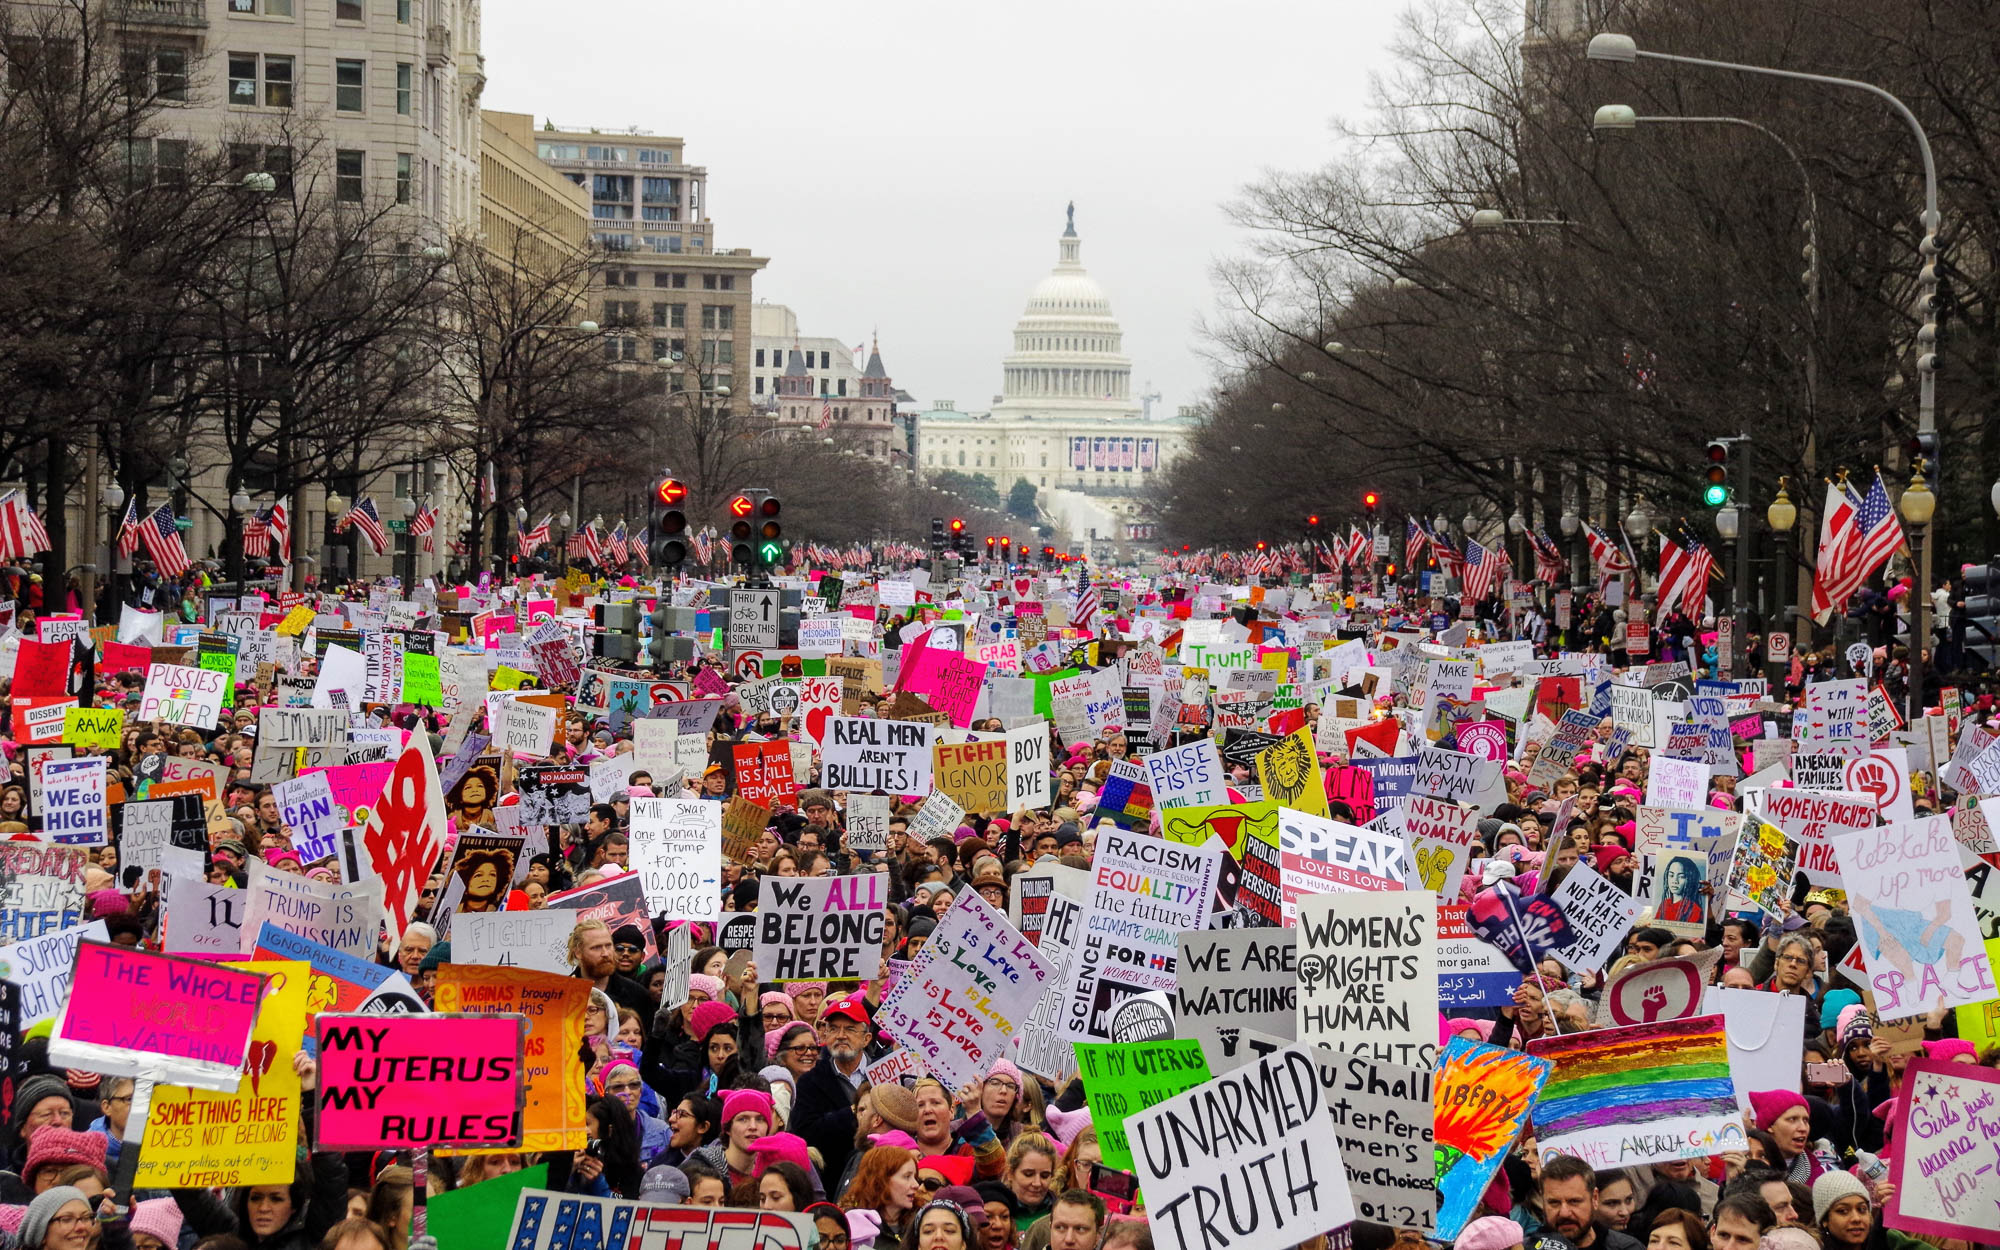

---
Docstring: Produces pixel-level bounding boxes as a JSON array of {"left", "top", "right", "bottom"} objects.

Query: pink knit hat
[
  {"left": 766, "top": 1022, "right": 818, "bottom": 1061},
  {"left": 1044, "top": 1104, "right": 1092, "bottom": 1149},
  {"left": 687, "top": 973, "right": 724, "bottom": 1001},
  {"left": 985, "top": 1058, "right": 1023, "bottom": 1089},
  {"left": 1456, "top": 1216, "right": 1525, "bottom": 1250},
  {"left": 129, "top": 1198, "right": 184, "bottom": 1246},
  {"left": 748, "top": 1131, "right": 813, "bottom": 1177},
  {"left": 690, "top": 1000, "right": 737, "bottom": 1043},
  {"left": 24, "top": 1126, "right": 106, "bottom": 1178},
  {"left": 759, "top": 990, "right": 795, "bottom": 1014},
  {"left": 1922, "top": 1038, "right": 1977, "bottom": 1063},
  {"left": 1748, "top": 1089, "right": 1808, "bottom": 1130},
  {"left": 720, "top": 1088, "right": 775, "bottom": 1132}
]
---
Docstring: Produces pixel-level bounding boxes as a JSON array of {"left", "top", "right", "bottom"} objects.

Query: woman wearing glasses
[
  {"left": 806, "top": 1202, "right": 853, "bottom": 1250},
  {"left": 15, "top": 1185, "right": 104, "bottom": 1250},
  {"left": 599, "top": 1059, "right": 673, "bottom": 1165}
]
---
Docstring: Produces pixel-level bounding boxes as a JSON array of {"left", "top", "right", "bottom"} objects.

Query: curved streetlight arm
[{"left": 1619, "top": 48, "right": 1936, "bottom": 234}]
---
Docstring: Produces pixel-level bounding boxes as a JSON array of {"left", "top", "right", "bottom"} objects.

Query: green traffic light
[
  {"left": 1702, "top": 484, "right": 1730, "bottom": 507},
  {"left": 757, "top": 540, "right": 784, "bottom": 564}
]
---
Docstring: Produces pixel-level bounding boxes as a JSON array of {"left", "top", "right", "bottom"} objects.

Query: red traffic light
[
  {"left": 655, "top": 478, "right": 688, "bottom": 505},
  {"left": 1000, "top": 536, "right": 1011, "bottom": 548},
  {"left": 1362, "top": 491, "right": 1379, "bottom": 508},
  {"left": 759, "top": 497, "right": 781, "bottom": 517},
  {"left": 1255, "top": 541, "right": 1268, "bottom": 551},
  {"left": 986, "top": 536, "right": 996, "bottom": 548},
  {"left": 728, "top": 494, "right": 754, "bottom": 517},
  {"left": 949, "top": 517, "right": 965, "bottom": 534},
  {"left": 1306, "top": 514, "right": 1321, "bottom": 526}
]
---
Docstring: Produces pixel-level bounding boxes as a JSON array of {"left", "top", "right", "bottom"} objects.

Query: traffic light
[
  {"left": 1363, "top": 491, "right": 1379, "bottom": 521},
  {"left": 1042, "top": 545, "right": 1056, "bottom": 567},
  {"left": 756, "top": 495, "right": 783, "bottom": 567},
  {"left": 651, "top": 477, "right": 688, "bottom": 566},
  {"left": 728, "top": 492, "right": 755, "bottom": 566},
  {"left": 1904, "top": 430, "right": 1940, "bottom": 474},
  {"left": 1702, "top": 441, "right": 1731, "bottom": 508},
  {"left": 930, "top": 517, "right": 946, "bottom": 553},
  {"left": 999, "top": 535, "right": 1011, "bottom": 561},
  {"left": 986, "top": 536, "right": 996, "bottom": 556}
]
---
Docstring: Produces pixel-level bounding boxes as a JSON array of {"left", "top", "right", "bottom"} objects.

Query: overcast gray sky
[{"left": 482, "top": 0, "right": 1410, "bottom": 416}]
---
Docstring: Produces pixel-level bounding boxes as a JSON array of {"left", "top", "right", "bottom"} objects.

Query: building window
[
  {"left": 641, "top": 205, "right": 675, "bottom": 221},
  {"left": 754, "top": 376, "right": 764, "bottom": 394},
  {"left": 397, "top": 0, "right": 410, "bottom": 21},
  {"left": 395, "top": 152, "right": 411, "bottom": 203},
  {"left": 335, "top": 0, "right": 362, "bottom": 20},
  {"left": 652, "top": 339, "right": 672, "bottom": 362},
  {"left": 958, "top": 452, "right": 966, "bottom": 467},
  {"left": 665, "top": 303, "right": 685, "bottom": 328},
  {"left": 700, "top": 305, "right": 731, "bottom": 331},
  {"left": 395, "top": 62, "right": 411, "bottom": 114},
  {"left": 669, "top": 274, "right": 686, "bottom": 289},
  {"left": 335, "top": 58, "right": 363, "bottom": 112},
  {"left": 228, "top": 0, "right": 293, "bottom": 14},
  {"left": 641, "top": 176, "right": 676, "bottom": 203},
  {"left": 754, "top": 349, "right": 765, "bottom": 368},
  {"left": 538, "top": 142, "right": 582, "bottom": 161},
  {"left": 594, "top": 233, "right": 635, "bottom": 251},
  {"left": 837, "top": 378, "right": 847, "bottom": 397},
  {"left": 335, "top": 149, "right": 364, "bottom": 202},
  {"left": 230, "top": 142, "right": 293, "bottom": 193},
  {"left": 818, "top": 351, "right": 829, "bottom": 369},
  {"left": 604, "top": 336, "right": 637, "bottom": 362},
  {"left": 701, "top": 274, "right": 716, "bottom": 290},
  {"left": 602, "top": 300, "right": 639, "bottom": 328},
  {"left": 651, "top": 273, "right": 672, "bottom": 288},
  {"left": 262, "top": 53, "right": 292, "bottom": 106},
  {"left": 592, "top": 174, "right": 631, "bottom": 202},
  {"left": 586, "top": 145, "right": 628, "bottom": 162},
  {"left": 592, "top": 203, "right": 632, "bottom": 220}
]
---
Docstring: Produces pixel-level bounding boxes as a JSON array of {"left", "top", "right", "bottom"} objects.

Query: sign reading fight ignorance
[
  {"left": 50, "top": 942, "right": 267, "bottom": 1089},
  {"left": 314, "top": 1013, "right": 526, "bottom": 1150},
  {"left": 753, "top": 875, "right": 886, "bottom": 981}
]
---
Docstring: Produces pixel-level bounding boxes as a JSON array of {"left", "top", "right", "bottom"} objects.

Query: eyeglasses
[
  {"left": 48, "top": 1213, "right": 94, "bottom": 1229},
  {"left": 917, "top": 1176, "right": 945, "bottom": 1190},
  {"left": 819, "top": 1236, "right": 851, "bottom": 1249},
  {"left": 605, "top": 1081, "right": 642, "bottom": 1094},
  {"left": 782, "top": 1044, "right": 819, "bottom": 1057},
  {"left": 614, "top": 943, "right": 643, "bottom": 953},
  {"left": 102, "top": 1095, "right": 132, "bottom": 1106},
  {"left": 761, "top": 1010, "right": 793, "bottom": 1022},
  {"left": 983, "top": 1077, "right": 1018, "bottom": 1091}
]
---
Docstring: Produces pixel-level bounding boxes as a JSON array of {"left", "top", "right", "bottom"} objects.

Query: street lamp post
[
  {"left": 400, "top": 496, "right": 419, "bottom": 587},
  {"left": 1899, "top": 462, "right": 1937, "bottom": 719},
  {"left": 1767, "top": 477, "right": 1798, "bottom": 679},
  {"left": 1589, "top": 33, "right": 1940, "bottom": 466}
]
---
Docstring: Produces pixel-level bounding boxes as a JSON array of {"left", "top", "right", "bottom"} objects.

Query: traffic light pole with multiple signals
[
  {"left": 650, "top": 477, "right": 689, "bottom": 569},
  {"left": 724, "top": 489, "right": 785, "bottom": 584}
]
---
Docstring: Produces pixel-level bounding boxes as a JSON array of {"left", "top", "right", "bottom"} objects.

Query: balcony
[
  {"left": 425, "top": 23, "right": 450, "bottom": 68},
  {"left": 113, "top": 0, "right": 207, "bottom": 28}
]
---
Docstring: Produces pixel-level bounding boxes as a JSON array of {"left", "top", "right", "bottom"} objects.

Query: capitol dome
[{"left": 996, "top": 205, "right": 1138, "bottom": 411}]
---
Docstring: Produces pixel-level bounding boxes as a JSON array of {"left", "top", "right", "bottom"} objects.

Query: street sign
[
  {"left": 727, "top": 589, "right": 780, "bottom": 649},
  {"left": 1768, "top": 630, "right": 1792, "bottom": 662}
]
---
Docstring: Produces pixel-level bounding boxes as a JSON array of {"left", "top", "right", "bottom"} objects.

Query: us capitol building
[{"left": 915, "top": 206, "right": 1193, "bottom": 554}]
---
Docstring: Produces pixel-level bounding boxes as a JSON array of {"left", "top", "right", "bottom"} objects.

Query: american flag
[
  {"left": 269, "top": 499, "right": 290, "bottom": 565},
  {"left": 575, "top": 520, "right": 603, "bottom": 565},
  {"left": 1812, "top": 473, "right": 1906, "bottom": 622},
  {"left": 1430, "top": 527, "right": 1464, "bottom": 578},
  {"left": 1656, "top": 525, "right": 1715, "bottom": 618},
  {"left": 693, "top": 529, "right": 713, "bottom": 564},
  {"left": 1405, "top": 518, "right": 1427, "bottom": 570},
  {"left": 1530, "top": 530, "right": 1567, "bottom": 583},
  {"left": 1070, "top": 564, "right": 1099, "bottom": 629},
  {"left": 137, "top": 503, "right": 190, "bottom": 576},
  {"left": 410, "top": 501, "right": 438, "bottom": 553},
  {"left": 1345, "top": 525, "right": 1371, "bottom": 569},
  {"left": 818, "top": 401, "right": 833, "bottom": 431},
  {"left": 0, "top": 491, "right": 50, "bottom": 561},
  {"left": 605, "top": 521, "right": 630, "bottom": 564},
  {"left": 521, "top": 513, "right": 552, "bottom": 557},
  {"left": 115, "top": 498, "right": 142, "bottom": 560},
  {"left": 1461, "top": 537, "right": 1506, "bottom": 604},
  {"left": 337, "top": 497, "right": 390, "bottom": 554},
  {"left": 1583, "top": 521, "right": 1634, "bottom": 579},
  {"left": 629, "top": 525, "right": 649, "bottom": 565},
  {"left": 242, "top": 506, "right": 271, "bottom": 558},
  {"left": 480, "top": 462, "right": 497, "bottom": 506}
]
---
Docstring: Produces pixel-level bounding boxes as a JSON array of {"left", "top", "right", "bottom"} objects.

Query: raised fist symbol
[{"left": 1641, "top": 984, "right": 1667, "bottom": 1022}]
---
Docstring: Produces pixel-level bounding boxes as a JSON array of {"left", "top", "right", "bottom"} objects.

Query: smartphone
[
  {"left": 1088, "top": 1162, "right": 1140, "bottom": 1215},
  {"left": 1805, "top": 1061, "right": 1849, "bottom": 1086}
]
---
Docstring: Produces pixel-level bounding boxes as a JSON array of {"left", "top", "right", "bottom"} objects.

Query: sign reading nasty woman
[
  {"left": 313, "top": 1012, "right": 526, "bottom": 1150},
  {"left": 49, "top": 941, "right": 266, "bottom": 1089}
]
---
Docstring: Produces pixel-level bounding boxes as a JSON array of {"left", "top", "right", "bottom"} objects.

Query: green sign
[
  {"left": 398, "top": 651, "right": 442, "bottom": 707},
  {"left": 1074, "top": 1039, "right": 1211, "bottom": 1171},
  {"left": 386, "top": 518, "right": 409, "bottom": 533}
]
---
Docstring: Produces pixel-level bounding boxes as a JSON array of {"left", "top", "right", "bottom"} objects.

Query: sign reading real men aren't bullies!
[{"left": 314, "top": 1013, "right": 526, "bottom": 1150}]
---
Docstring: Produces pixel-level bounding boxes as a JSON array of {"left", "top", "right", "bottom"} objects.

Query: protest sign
[
  {"left": 501, "top": 1192, "right": 810, "bottom": 1250},
  {"left": 1144, "top": 739, "right": 1227, "bottom": 809},
  {"left": 1015, "top": 890, "right": 1084, "bottom": 1083},
  {"left": 1172, "top": 930, "right": 1295, "bottom": 1072},
  {"left": 0, "top": 842, "right": 88, "bottom": 943},
  {"left": 272, "top": 771, "right": 342, "bottom": 865},
  {"left": 845, "top": 793, "right": 891, "bottom": 854},
  {"left": 1075, "top": 1039, "right": 1212, "bottom": 1171},
  {"left": 1005, "top": 720, "right": 1051, "bottom": 808},
  {"left": 139, "top": 662, "right": 228, "bottom": 728},
  {"left": 358, "top": 731, "right": 451, "bottom": 934},
  {"left": 60, "top": 706, "right": 122, "bottom": 749},
  {"left": 1401, "top": 795, "right": 1480, "bottom": 896},
  {"left": 754, "top": 875, "right": 886, "bottom": 982},
  {"left": 452, "top": 910, "right": 573, "bottom": 976},
  {"left": 720, "top": 797, "right": 768, "bottom": 864},
  {"left": 1277, "top": 810, "right": 1407, "bottom": 915},
  {"left": 823, "top": 716, "right": 933, "bottom": 794},
  {"left": 0, "top": 919, "right": 107, "bottom": 1026},
  {"left": 1885, "top": 1056, "right": 2000, "bottom": 1242},
  {"left": 730, "top": 741, "right": 794, "bottom": 808},
  {"left": 1647, "top": 847, "right": 1715, "bottom": 939},
  {"left": 1062, "top": 829, "right": 1219, "bottom": 1042},
  {"left": 1127, "top": 1044, "right": 1354, "bottom": 1250},
  {"left": 1725, "top": 820, "right": 1801, "bottom": 917},
  {"left": 546, "top": 872, "right": 656, "bottom": 962},
  {"left": 933, "top": 738, "right": 1008, "bottom": 813},
  {"left": 432, "top": 965, "right": 588, "bottom": 1151},
  {"left": 135, "top": 958, "right": 308, "bottom": 1188},
  {"left": 431, "top": 833, "right": 525, "bottom": 938},
  {"left": 1546, "top": 862, "right": 1642, "bottom": 973},
  {"left": 515, "top": 765, "right": 590, "bottom": 826},
  {"left": 12, "top": 697, "right": 75, "bottom": 746},
  {"left": 1843, "top": 747, "right": 1916, "bottom": 825},
  {"left": 906, "top": 791, "right": 966, "bottom": 847},
  {"left": 251, "top": 708, "right": 348, "bottom": 783},
  {"left": 1297, "top": 890, "right": 1438, "bottom": 1067},
  {"left": 113, "top": 794, "right": 202, "bottom": 880},
  {"left": 1829, "top": 814, "right": 1994, "bottom": 1020},
  {"left": 1646, "top": 755, "right": 1710, "bottom": 808},
  {"left": 500, "top": 698, "right": 560, "bottom": 758},
  {"left": 877, "top": 889, "right": 1051, "bottom": 1089},
  {"left": 1526, "top": 1015, "right": 1744, "bottom": 1166},
  {"left": 162, "top": 877, "right": 247, "bottom": 957},
  {"left": 315, "top": 1013, "right": 525, "bottom": 1150},
  {"left": 39, "top": 757, "right": 108, "bottom": 846},
  {"left": 50, "top": 942, "right": 266, "bottom": 1088},
  {"left": 628, "top": 798, "right": 721, "bottom": 920},
  {"left": 1435, "top": 1038, "right": 1552, "bottom": 1239},
  {"left": 1256, "top": 727, "right": 1328, "bottom": 816},
  {"left": 1437, "top": 902, "right": 1517, "bottom": 1008},
  {"left": 239, "top": 861, "right": 385, "bottom": 960}
]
